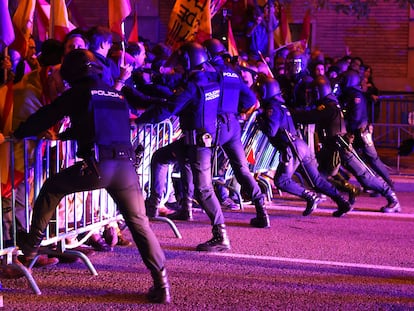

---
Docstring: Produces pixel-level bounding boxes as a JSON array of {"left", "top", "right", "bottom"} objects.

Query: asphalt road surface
[{"left": 1, "top": 187, "right": 414, "bottom": 310}]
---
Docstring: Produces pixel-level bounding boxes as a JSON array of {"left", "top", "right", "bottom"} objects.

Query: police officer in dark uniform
[
  {"left": 294, "top": 75, "right": 400, "bottom": 214},
  {"left": 136, "top": 42, "right": 230, "bottom": 252},
  {"left": 253, "top": 74, "right": 352, "bottom": 217},
  {"left": 13, "top": 49, "right": 170, "bottom": 304},
  {"left": 278, "top": 50, "right": 313, "bottom": 110},
  {"left": 338, "top": 70, "right": 400, "bottom": 212},
  {"left": 203, "top": 38, "right": 270, "bottom": 228}
]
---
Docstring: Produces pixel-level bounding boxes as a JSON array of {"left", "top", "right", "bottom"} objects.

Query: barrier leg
[
  {"left": 257, "top": 175, "right": 273, "bottom": 202},
  {"left": 43, "top": 245, "right": 98, "bottom": 276},
  {"left": 150, "top": 217, "right": 182, "bottom": 239},
  {"left": 10, "top": 260, "right": 41, "bottom": 295},
  {"left": 1, "top": 254, "right": 41, "bottom": 295}
]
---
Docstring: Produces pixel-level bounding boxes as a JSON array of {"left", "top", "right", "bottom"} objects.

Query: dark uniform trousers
[
  {"left": 275, "top": 138, "right": 340, "bottom": 198},
  {"left": 150, "top": 138, "right": 224, "bottom": 225},
  {"left": 218, "top": 113, "right": 264, "bottom": 202},
  {"left": 30, "top": 152, "right": 166, "bottom": 272}
]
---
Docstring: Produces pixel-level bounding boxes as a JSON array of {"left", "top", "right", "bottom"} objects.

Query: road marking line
[{"left": 209, "top": 252, "right": 414, "bottom": 273}]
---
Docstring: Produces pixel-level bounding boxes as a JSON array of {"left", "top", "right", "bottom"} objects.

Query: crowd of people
[{"left": 0, "top": 17, "right": 401, "bottom": 303}]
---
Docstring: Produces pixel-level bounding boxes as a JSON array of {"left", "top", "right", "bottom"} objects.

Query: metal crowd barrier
[
  {"left": 132, "top": 119, "right": 181, "bottom": 238},
  {"left": 1, "top": 138, "right": 41, "bottom": 294},
  {"left": 217, "top": 111, "right": 280, "bottom": 205},
  {"left": 0, "top": 119, "right": 181, "bottom": 294},
  {"left": 373, "top": 94, "right": 414, "bottom": 173}
]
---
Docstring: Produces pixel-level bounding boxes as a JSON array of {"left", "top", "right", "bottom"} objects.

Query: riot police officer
[
  {"left": 294, "top": 76, "right": 400, "bottom": 214},
  {"left": 253, "top": 74, "right": 352, "bottom": 217},
  {"left": 203, "top": 38, "right": 270, "bottom": 228},
  {"left": 338, "top": 70, "right": 400, "bottom": 212},
  {"left": 13, "top": 49, "right": 170, "bottom": 304},
  {"left": 278, "top": 50, "right": 313, "bottom": 109},
  {"left": 136, "top": 42, "right": 231, "bottom": 252}
]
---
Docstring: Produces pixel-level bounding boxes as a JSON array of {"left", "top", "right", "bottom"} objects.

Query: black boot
[
  {"left": 250, "top": 196, "right": 270, "bottom": 228},
  {"left": 145, "top": 196, "right": 160, "bottom": 218},
  {"left": 147, "top": 267, "right": 171, "bottom": 304},
  {"left": 329, "top": 175, "right": 361, "bottom": 205},
  {"left": 196, "top": 224, "right": 231, "bottom": 252},
  {"left": 332, "top": 195, "right": 353, "bottom": 217},
  {"left": 167, "top": 198, "right": 193, "bottom": 221},
  {"left": 16, "top": 228, "right": 44, "bottom": 260},
  {"left": 302, "top": 190, "right": 322, "bottom": 216},
  {"left": 381, "top": 192, "right": 401, "bottom": 213}
]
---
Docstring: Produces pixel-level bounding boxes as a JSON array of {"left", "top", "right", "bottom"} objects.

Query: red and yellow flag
[
  {"left": 49, "top": 0, "right": 76, "bottom": 41},
  {"left": 165, "top": 0, "right": 212, "bottom": 50},
  {"left": 128, "top": 10, "right": 139, "bottom": 43},
  {"left": 10, "top": 0, "right": 36, "bottom": 58},
  {"left": 108, "top": 0, "right": 132, "bottom": 40},
  {"left": 0, "top": 82, "right": 14, "bottom": 187},
  {"left": 227, "top": 19, "right": 238, "bottom": 57},
  {"left": 35, "top": 0, "right": 50, "bottom": 42},
  {"left": 274, "top": 6, "right": 292, "bottom": 48}
]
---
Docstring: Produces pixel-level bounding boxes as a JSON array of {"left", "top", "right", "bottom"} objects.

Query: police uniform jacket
[
  {"left": 13, "top": 76, "right": 128, "bottom": 159},
  {"left": 257, "top": 98, "right": 298, "bottom": 150},
  {"left": 339, "top": 86, "right": 368, "bottom": 133},
  {"left": 136, "top": 70, "right": 220, "bottom": 138},
  {"left": 292, "top": 95, "right": 346, "bottom": 146},
  {"left": 211, "top": 58, "right": 257, "bottom": 114}
]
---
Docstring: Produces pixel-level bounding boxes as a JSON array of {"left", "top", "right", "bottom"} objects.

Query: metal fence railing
[
  {"left": 0, "top": 120, "right": 181, "bottom": 294},
  {"left": 372, "top": 93, "right": 414, "bottom": 174}
]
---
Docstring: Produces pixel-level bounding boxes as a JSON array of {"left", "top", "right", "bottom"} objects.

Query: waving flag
[
  {"left": 274, "top": 6, "right": 291, "bottom": 48},
  {"left": 128, "top": 9, "right": 139, "bottom": 43},
  {"left": 109, "top": 0, "right": 132, "bottom": 40},
  {"left": 166, "top": 0, "right": 212, "bottom": 50},
  {"left": 227, "top": 19, "right": 238, "bottom": 56},
  {"left": 0, "top": 0, "right": 15, "bottom": 47},
  {"left": 299, "top": 9, "right": 311, "bottom": 50},
  {"left": 10, "top": 0, "right": 36, "bottom": 57},
  {"left": 36, "top": 0, "right": 50, "bottom": 42},
  {"left": 0, "top": 82, "right": 14, "bottom": 187},
  {"left": 49, "top": 0, "right": 76, "bottom": 41}
]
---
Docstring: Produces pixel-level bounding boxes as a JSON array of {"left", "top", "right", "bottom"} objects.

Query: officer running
[{"left": 253, "top": 74, "right": 352, "bottom": 217}]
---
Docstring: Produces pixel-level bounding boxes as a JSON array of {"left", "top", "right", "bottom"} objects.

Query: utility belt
[
  {"left": 93, "top": 144, "right": 135, "bottom": 161},
  {"left": 183, "top": 130, "right": 213, "bottom": 148},
  {"left": 81, "top": 144, "right": 134, "bottom": 179}
]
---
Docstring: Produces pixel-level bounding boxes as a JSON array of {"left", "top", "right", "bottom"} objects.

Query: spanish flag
[
  {"left": 10, "top": 0, "right": 36, "bottom": 58},
  {"left": 49, "top": 0, "right": 76, "bottom": 41},
  {"left": 108, "top": 0, "right": 132, "bottom": 40}
]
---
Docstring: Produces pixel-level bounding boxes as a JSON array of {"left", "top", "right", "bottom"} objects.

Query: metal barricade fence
[
  {"left": 1, "top": 137, "right": 41, "bottom": 294},
  {"left": 372, "top": 94, "right": 414, "bottom": 173},
  {"left": 220, "top": 111, "right": 280, "bottom": 204},
  {"left": 132, "top": 119, "right": 181, "bottom": 238},
  {"left": 0, "top": 119, "right": 180, "bottom": 294}
]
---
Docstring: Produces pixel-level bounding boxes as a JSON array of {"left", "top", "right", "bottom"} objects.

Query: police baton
[
  {"left": 336, "top": 134, "right": 376, "bottom": 176},
  {"left": 283, "top": 128, "right": 315, "bottom": 188}
]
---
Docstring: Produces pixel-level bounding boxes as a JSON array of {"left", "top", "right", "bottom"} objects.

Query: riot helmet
[
  {"left": 285, "top": 50, "right": 306, "bottom": 79},
  {"left": 311, "top": 75, "right": 332, "bottom": 101},
  {"left": 203, "top": 38, "right": 227, "bottom": 60},
  {"left": 253, "top": 73, "right": 284, "bottom": 102},
  {"left": 61, "top": 49, "right": 102, "bottom": 85},
  {"left": 167, "top": 42, "right": 208, "bottom": 72}
]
